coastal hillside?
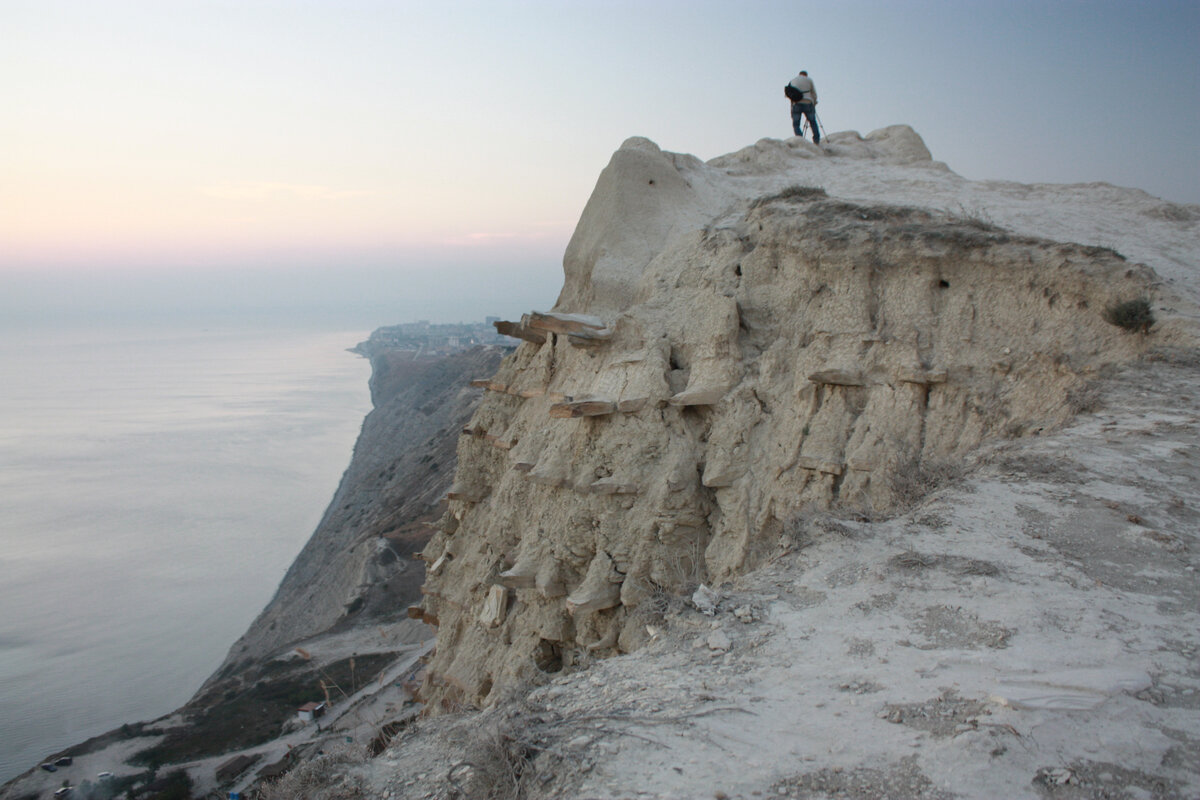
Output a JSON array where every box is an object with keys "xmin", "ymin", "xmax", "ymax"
[
  {"xmin": 5, "ymin": 128, "xmax": 1196, "ymax": 800},
  {"xmin": 213, "ymin": 344, "xmax": 506, "ymax": 678}
]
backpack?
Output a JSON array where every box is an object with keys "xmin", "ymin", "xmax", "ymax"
[{"xmin": 784, "ymin": 84, "xmax": 805, "ymax": 102}]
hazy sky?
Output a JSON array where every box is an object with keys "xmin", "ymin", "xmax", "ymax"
[{"xmin": 3, "ymin": 0, "xmax": 1198, "ymax": 324}]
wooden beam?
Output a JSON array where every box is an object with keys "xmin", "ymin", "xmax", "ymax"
[
  {"xmin": 523, "ymin": 310, "xmax": 608, "ymax": 337},
  {"xmin": 808, "ymin": 370, "xmax": 865, "ymax": 387},
  {"xmin": 494, "ymin": 320, "xmax": 546, "ymax": 344},
  {"xmin": 549, "ymin": 397, "xmax": 617, "ymax": 418}
]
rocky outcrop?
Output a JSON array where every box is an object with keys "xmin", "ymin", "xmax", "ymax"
[
  {"xmin": 211, "ymin": 346, "xmax": 505, "ymax": 680},
  {"xmin": 416, "ymin": 131, "xmax": 1161, "ymax": 708}
]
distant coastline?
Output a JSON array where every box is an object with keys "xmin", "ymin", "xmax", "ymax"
[
  {"xmin": 349, "ymin": 318, "xmax": 514, "ymax": 360},
  {"xmin": 0, "ymin": 318, "xmax": 510, "ymax": 794}
]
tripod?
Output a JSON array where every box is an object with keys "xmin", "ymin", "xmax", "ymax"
[{"xmin": 801, "ymin": 111, "xmax": 826, "ymax": 144}]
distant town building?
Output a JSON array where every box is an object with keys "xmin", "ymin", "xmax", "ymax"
[{"xmin": 351, "ymin": 318, "xmax": 519, "ymax": 359}]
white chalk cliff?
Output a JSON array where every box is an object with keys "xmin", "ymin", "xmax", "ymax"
[{"xmin": 415, "ymin": 127, "xmax": 1195, "ymax": 713}]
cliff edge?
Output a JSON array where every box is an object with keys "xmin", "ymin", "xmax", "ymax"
[{"xmin": 416, "ymin": 128, "xmax": 1193, "ymax": 710}]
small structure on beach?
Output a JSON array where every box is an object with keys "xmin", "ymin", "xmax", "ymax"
[{"xmin": 296, "ymin": 701, "xmax": 326, "ymax": 723}]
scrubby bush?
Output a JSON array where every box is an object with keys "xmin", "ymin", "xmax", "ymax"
[
  {"xmin": 750, "ymin": 184, "xmax": 827, "ymax": 208},
  {"xmin": 946, "ymin": 203, "xmax": 1004, "ymax": 232},
  {"xmin": 1103, "ymin": 297, "xmax": 1155, "ymax": 333}
]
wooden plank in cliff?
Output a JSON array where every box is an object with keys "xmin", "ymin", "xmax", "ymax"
[
  {"xmin": 549, "ymin": 396, "xmax": 618, "ymax": 418},
  {"xmin": 523, "ymin": 311, "xmax": 613, "ymax": 345},
  {"xmin": 493, "ymin": 319, "xmax": 546, "ymax": 344}
]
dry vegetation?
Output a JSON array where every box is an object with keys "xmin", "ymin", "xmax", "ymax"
[
  {"xmin": 888, "ymin": 458, "xmax": 965, "ymax": 511},
  {"xmin": 256, "ymin": 744, "xmax": 371, "ymax": 800},
  {"xmin": 749, "ymin": 184, "xmax": 828, "ymax": 209},
  {"xmin": 129, "ymin": 653, "xmax": 395, "ymax": 767},
  {"xmin": 1103, "ymin": 297, "xmax": 1156, "ymax": 333}
]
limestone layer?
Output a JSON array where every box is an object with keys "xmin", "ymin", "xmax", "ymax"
[{"xmin": 417, "ymin": 131, "xmax": 1159, "ymax": 708}]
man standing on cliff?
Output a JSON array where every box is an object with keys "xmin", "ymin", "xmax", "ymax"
[{"xmin": 786, "ymin": 70, "xmax": 820, "ymax": 144}]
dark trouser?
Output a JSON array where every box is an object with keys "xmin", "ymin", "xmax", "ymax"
[{"xmin": 791, "ymin": 102, "xmax": 819, "ymax": 143}]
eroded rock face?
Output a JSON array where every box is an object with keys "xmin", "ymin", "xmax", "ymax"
[{"xmin": 417, "ymin": 132, "xmax": 1158, "ymax": 708}]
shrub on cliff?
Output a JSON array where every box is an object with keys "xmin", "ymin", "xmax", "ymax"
[
  {"xmin": 749, "ymin": 184, "xmax": 827, "ymax": 208},
  {"xmin": 1103, "ymin": 297, "xmax": 1155, "ymax": 333}
]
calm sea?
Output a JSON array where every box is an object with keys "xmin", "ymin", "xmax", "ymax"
[{"xmin": 0, "ymin": 317, "xmax": 373, "ymax": 782}]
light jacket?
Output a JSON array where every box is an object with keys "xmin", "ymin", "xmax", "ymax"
[{"xmin": 789, "ymin": 74, "xmax": 817, "ymax": 105}]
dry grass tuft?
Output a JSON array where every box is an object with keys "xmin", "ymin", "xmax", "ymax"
[
  {"xmin": 1066, "ymin": 381, "xmax": 1104, "ymax": 414},
  {"xmin": 889, "ymin": 551, "xmax": 1001, "ymax": 577},
  {"xmin": 750, "ymin": 184, "xmax": 828, "ymax": 209},
  {"xmin": 889, "ymin": 459, "xmax": 964, "ymax": 510},
  {"xmin": 445, "ymin": 693, "xmax": 549, "ymax": 800},
  {"xmin": 945, "ymin": 203, "xmax": 1005, "ymax": 232},
  {"xmin": 257, "ymin": 743, "xmax": 370, "ymax": 800},
  {"xmin": 781, "ymin": 511, "xmax": 859, "ymax": 551}
]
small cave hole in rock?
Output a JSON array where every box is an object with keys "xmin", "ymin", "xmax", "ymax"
[
  {"xmin": 534, "ymin": 639, "xmax": 564, "ymax": 673},
  {"xmin": 735, "ymin": 263, "xmax": 743, "ymax": 276},
  {"xmin": 938, "ymin": 279, "xmax": 950, "ymax": 288},
  {"xmin": 345, "ymin": 596, "xmax": 365, "ymax": 615}
]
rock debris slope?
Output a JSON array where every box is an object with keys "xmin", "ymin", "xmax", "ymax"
[{"xmin": 416, "ymin": 128, "xmax": 1193, "ymax": 709}]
